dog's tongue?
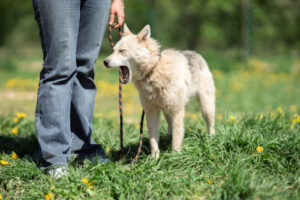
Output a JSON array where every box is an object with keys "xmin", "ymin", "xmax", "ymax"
[{"xmin": 120, "ymin": 66, "xmax": 129, "ymax": 83}]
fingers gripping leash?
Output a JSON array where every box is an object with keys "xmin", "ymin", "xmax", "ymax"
[{"xmin": 108, "ymin": 24, "xmax": 145, "ymax": 162}]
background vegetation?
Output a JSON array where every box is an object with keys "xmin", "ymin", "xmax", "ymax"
[{"xmin": 0, "ymin": 0, "xmax": 299, "ymax": 199}]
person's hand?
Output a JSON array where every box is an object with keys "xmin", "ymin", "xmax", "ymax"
[{"xmin": 109, "ymin": 0, "xmax": 125, "ymax": 28}]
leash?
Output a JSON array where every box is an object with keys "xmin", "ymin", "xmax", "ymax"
[{"xmin": 108, "ymin": 24, "xmax": 145, "ymax": 162}]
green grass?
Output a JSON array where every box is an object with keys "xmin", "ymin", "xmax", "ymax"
[
  {"xmin": 0, "ymin": 49, "xmax": 300, "ymax": 199},
  {"xmin": 0, "ymin": 114, "xmax": 300, "ymax": 199}
]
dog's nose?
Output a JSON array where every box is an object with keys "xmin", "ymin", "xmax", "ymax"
[{"xmin": 103, "ymin": 59, "xmax": 109, "ymax": 67}]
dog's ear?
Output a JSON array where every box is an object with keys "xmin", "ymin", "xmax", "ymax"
[
  {"xmin": 137, "ymin": 24, "xmax": 151, "ymax": 42},
  {"xmin": 123, "ymin": 23, "xmax": 132, "ymax": 36}
]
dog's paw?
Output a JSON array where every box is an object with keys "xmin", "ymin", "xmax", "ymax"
[{"xmin": 151, "ymin": 151, "xmax": 160, "ymax": 160}]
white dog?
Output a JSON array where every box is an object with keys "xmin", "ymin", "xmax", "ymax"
[{"xmin": 104, "ymin": 24, "xmax": 216, "ymax": 159}]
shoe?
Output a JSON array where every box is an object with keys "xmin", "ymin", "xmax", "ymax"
[{"xmin": 46, "ymin": 166, "xmax": 68, "ymax": 179}]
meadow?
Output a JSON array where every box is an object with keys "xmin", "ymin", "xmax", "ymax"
[{"xmin": 0, "ymin": 48, "xmax": 300, "ymax": 199}]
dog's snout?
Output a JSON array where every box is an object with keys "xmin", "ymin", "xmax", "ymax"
[{"xmin": 103, "ymin": 59, "xmax": 109, "ymax": 67}]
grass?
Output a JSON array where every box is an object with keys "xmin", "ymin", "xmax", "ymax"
[
  {"xmin": 0, "ymin": 114, "xmax": 300, "ymax": 199},
  {"xmin": 0, "ymin": 48, "xmax": 300, "ymax": 199}
]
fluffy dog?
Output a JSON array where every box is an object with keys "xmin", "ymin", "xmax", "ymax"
[{"xmin": 104, "ymin": 24, "xmax": 216, "ymax": 159}]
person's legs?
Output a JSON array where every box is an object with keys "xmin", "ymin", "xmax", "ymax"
[
  {"xmin": 69, "ymin": 0, "xmax": 111, "ymax": 162},
  {"xmin": 33, "ymin": 0, "xmax": 81, "ymax": 168}
]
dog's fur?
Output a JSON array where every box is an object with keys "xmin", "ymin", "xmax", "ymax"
[{"xmin": 104, "ymin": 24, "xmax": 216, "ymax": 159}]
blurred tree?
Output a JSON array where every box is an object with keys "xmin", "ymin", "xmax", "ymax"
[
  {"xmin": 0, "ymin": 0, "xmax": 33, "ymax": 45},
  {"xmin": 0, "ymin": 0, "xmax": 299, "ymax": 54}
]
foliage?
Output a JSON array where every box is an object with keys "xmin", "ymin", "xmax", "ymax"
[{"xmin": 0, "ymin": 0, "xmax": 299, "ymax": 54}]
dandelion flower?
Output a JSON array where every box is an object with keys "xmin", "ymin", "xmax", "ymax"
[
  {"xmin": 17, "ymin": 112, "xmax": 27, "ymax": 118},
  {"xmin": 82, "ymin": 178, "xmax": 94, "ymax": 188},
  {"xmin": 217, "ymin": 114, "xmax": 223, "ymax": 120},
  {"xmin": 191, "ymin": 114, "xmax": 197, "ymax": 119},
  {"xmin": 98, "ymin": 113, "xmax": 103, "ymax": 119},
  {"xmin": 207, "ymin": 179, "xmax": 213, "ymax": 184},
  {"xmin": 256, "ymin": 146, "xmax": 264, "ymax": 153},
  {"xmin": 11, "ymin": 128, "xmax": 18, "ymax": 135},
  {"xmin": 289, "ymin": 105, "xmax": 297, "ymax": 113},
  {"xmin": 0, "ymin": 194, "xmax": 3, "ymax": 199},
  {"xmin": 11, "ymin": 151, "xmax": 19, "ymax": 159},
  {"xmin": 44, "ymin": 192, "xmax": 54, "ymax": 200},
  {"xmin": 229, "ymin": 116, "xmax": 235, "ymax": 122},
  {"xmin": 259, "ymin": 114, "xmax": 263, "ymax": 120},
  {"xmin": 13, "ymin": 117, "xmax": 19, "ymax": 123},
  {"xmin": 82, "ymin": 178, "xmax": 89, "ymax": 185},
  {"xmin": 277, "ymin": 106, "xmax": 284, "ymax": 115},
  {"xmin": 0, "ymin": 160, "xmax": 9, "ymax": 165}
]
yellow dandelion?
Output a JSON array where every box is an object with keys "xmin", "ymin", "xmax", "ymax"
[
  {"xmin": 88, "ymin": 185, "xmax": 94, "ymax": 189},
  {"xmin": 217, "ymin": 114, "xmax": 223, "ymax": 120},
  {"xmin": 207, "ymin": 179, "xmax": 213, "ymax": 184},
  {"xmin": 190, "ymin": 114, "xmax": 197, "ymax": 119},
  {"xmin": 82, "ymin": 178, "xmax": 89, "ymax": 185},
  {"xmin": 289, "ymin": 105, "xmax": 297, "ymax": 113},
  {"xmin": 256, "ymin": 146, "xmax": 264, "ymax": 153},
  {"xmin": 16, "ymin": 112, "xmax": 27, "ymax": 118},
  {"xmin": 82, "ymin": 177, "xmax": 94, "ymax": 188},
  {"xmin": 98, "ymin": 113, "xmax": 104, "ymax": 119},
  {"xmin": 292, "ymin": 119, "xmax": 297, "ymax": 125},
  {"xmin": 11, "ymin": 151, "xmax": 19, "ymax": 159},
  {"xmin": 229, "ymin": 116, "xmax": 235, "ymax": 122},
  {"xmin": 259, "ymin": 114, "xmax": 264, "ymax": 120},
  {"xmin": 13, "ymin": 117, "xmax": 19, "ymax": 123},
  {"xmin": 211, "ymin": 154, "xmax": 216, "ymax": 160},
  {"xmin": 11, "ymin": 127, "xmax": 18, "ymax": 135},
  {"xmin": 277, "ymin": 106, "xmax": 283, "ymax": 114},
  {"xmin": 44, "ymin": 192, "xmax": 54, "ymax": 200},
  {"xmin": 0, "ymin": 160, "xmax": 9, "ymax": 165},
  {"xmin": 0, "ymin": 195, "xmax": 3, "ymax": 199}
]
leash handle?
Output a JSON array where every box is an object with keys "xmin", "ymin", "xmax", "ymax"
[{"xmin": 108, "ymin": 24, "xmax": 122, "ymax": 48}]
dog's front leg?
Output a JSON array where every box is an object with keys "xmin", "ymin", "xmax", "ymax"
[
  {"xmin": 171, "ymin": 108, "xmax": 185, "ymax": 152},
  {"xmin": 146, "ymin": 109, "xmax": 160, "ymax": 159}
]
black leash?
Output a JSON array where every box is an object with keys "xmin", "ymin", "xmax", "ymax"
[{"xmin": 108, "ymin": 24, "xmax": 145, "ymax": 162}]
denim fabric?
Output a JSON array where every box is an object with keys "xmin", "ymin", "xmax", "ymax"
[{"xmin": 32, "ymin": 0, "xmax": 111, "ymax": 168}]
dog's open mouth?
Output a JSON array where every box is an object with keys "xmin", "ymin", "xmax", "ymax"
[{"xmin": 120, "ymin": 66, "xmax": 130, "ymax": 84}]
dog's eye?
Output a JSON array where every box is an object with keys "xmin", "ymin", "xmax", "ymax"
[{"xmin": 119, "ymin": 49, "xmax": 126, "ymax": 53}]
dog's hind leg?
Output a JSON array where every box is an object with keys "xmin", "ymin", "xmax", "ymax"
[
  {"xmin": 196, "ymin": 85, "xmax": 216, "ymax": 135},
  {"xmin": 145, "ymin": 109, "xmax": 160, "ymax": 159},
  {"xmin": 171, "ymin": 108, "xmax": 185, "ymax": 152},
  {"xmin": 163, "ymin": 112, "xmax": 172, "ymax": 137}
]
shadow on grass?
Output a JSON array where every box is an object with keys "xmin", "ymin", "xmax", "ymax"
[
  {"xmin": 0, "ymin": 133, "xmax": 39, "ymax": 157},
  {"xmin": 110, "ymin": 133, "xmax": 172, "ymax": 163}
]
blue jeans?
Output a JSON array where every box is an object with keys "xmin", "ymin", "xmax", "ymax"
[{"xmin": 32, "ymin": 0, "xmax": 111, "ymax": 168}]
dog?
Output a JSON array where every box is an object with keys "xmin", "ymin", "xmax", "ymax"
[{"xmin": 104, "ymin": 24, "xmax": 216, "ymax": 159}]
